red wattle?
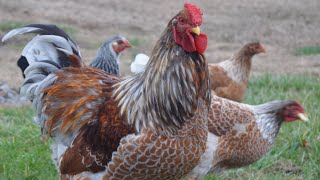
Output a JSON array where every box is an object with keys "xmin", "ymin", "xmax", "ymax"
[
  {"xmin": 182, "ymin": 30, "xmax": 196, "ymax": 53},
  {"xmin": 195, "ymin": 33, "xmax": 208, "ymax": 54},
  {"xmin": 173, "ymin": 28, "xmax": 207, "ymax": 54},
  {"xmin": 174, "ymin": 28, "xmax": 196, "ymax": 53}
]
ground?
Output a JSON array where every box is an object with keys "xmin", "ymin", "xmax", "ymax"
[{"xmin": 0, "ymin": 0, "xmax": 319, "ymax": 89}]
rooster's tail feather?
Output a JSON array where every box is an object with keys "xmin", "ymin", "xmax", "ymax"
[{"xmin": 2, "ymin": 24, "xmax": 83, "ymax": 101}]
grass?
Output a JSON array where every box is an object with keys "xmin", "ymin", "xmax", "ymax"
[
  {"xmin": 0, "ymin": 74, "xmax": 319, "ymax": 179},
  {"xmin": 294, "ymin": 46, "xmax": 320, "ymax": 56},
  {"xmin": 128, "ymin": 37, "xmax": 148, "ymax": 57},
  {"xmin": 59, "ymin": 24, "xmax": 78, "ymax": 36},
  {"xmin": 0, "ymin": 107, "xmax": 57, "ymax": 179}
]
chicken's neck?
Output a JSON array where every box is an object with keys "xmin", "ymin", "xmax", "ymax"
[
  {"xmin": 114, "ymin": 27, "xmax": 211, "ymax": 134},
  {"xmin": 250, "ymin": 101, "xmax": 291, "ymax": 144},
  {"xmin": 220, "ymin": 50, "xmax": 252, "ymax": 84},
  {"xmin": 90, "ymin": 44, "xmax": 120, "ymax": 75}
]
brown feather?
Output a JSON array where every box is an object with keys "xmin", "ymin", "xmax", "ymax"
[{"xmin": 42, "ymin": 67, "xmax": 135, "ymax": 175}]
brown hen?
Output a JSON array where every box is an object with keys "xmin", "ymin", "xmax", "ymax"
[
  {"xmin": 188, "ymin": 95, "xmax": 308, "ymax": 179},
  {"xmin": 208, "ymin": 42, "xmax": 265, "ymax": 102}
]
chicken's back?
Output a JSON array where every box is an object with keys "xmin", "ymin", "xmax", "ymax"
[
  {"xmin": 188, "ymin": 96, "xmax": 272, "ymax": 178},
  {"xmin": 207, "ymin": 96, "xmax": 270, "ymax": 170},
  {"xmin": 208, "ymin": 64, "xmax": 247, "ymax": 102}
]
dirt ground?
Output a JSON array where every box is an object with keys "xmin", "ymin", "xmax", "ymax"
[{"xmin": 0, "ymin": 0, "xmax": 319, "ymax": 89}]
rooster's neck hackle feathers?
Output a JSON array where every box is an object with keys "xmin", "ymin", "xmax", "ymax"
[{"xmin": 115, "ymin": 25, "xmax": 211, "ymax": 134}]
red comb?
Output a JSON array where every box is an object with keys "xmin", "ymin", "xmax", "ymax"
[{"xmin": 184, "ymin": 3, "xmax": 203, "ymax": 25}]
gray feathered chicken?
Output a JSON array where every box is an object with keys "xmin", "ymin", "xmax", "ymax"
[
  {"xmin": 8, "ymin": 24, "xmax": 131, "ymax": 78},
  {"xmin": 90, "ymin": 36, "xmax": 131, "ymax": 75}
]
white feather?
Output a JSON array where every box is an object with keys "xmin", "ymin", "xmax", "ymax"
[
  {"xmin": 188, "ymin": 132, "xmax": 219, "ymax": 179},
  {"xmin": 130, "ymin": 53, "xmax": 149, "ymax": 74}
]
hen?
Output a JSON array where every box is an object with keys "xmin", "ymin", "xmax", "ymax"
[
  {"xmin": 188, "ymin": 95, "xmax": 308, "ymax": 179},
  {"xmin": 208, "ymin": 42, "xmax": 265, "ymax": 102},
  {"xmin": 90, "ymin": 36, "xmax": 131, "ymax": 75},
  {"xmin": 2, "ymin": 3, "xmax": 210, "ymax": 179}
]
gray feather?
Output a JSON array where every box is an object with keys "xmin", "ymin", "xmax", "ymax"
[
  {"xmin": 90, "ymin": 36, "xmax": 126, "ymax": 75},
  {"xmin": 1, "ymin": 27, "xmax": 41, "ymax": 42}
]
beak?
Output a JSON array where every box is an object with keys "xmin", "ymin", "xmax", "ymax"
[
  {"xmin": 190, "ymin": 26, "xmax": 201, "ymax": 35},
  {"xmin": 298, "ymin": 113, "xmax": 309, "ymax": 122},
  {"xmin": 124, "ymin": 40, "xmax": 132, "ymax": 48},
  {"xmin": 260, "ymin": 46, "xmax": 266, "ymax": 53}
]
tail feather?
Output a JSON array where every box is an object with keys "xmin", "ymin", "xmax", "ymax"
[
  {"xmin": 20, "ymin": 62, "xmax": 60, "ymax": 101},
  {"xmin": 2, "ymin": 24, "xmax": 83, "ymax": 102},
  {"xmin": 2, "ymin": 24, "xmax": 82, "ymax": 66},
  {"xmin": 21, "ymin": 35, "xmax": 82, "ymax": 67},
  {"xmin": 2, "ymin": 26, "xmax": 42, "ymax": 42},
  {"xmin": 17, "ymin": 56, "xmax": 29, "ymax": 78},
  {"xmin": 2, "ymin": 24, "xmax": 80, "ymax": 57}
]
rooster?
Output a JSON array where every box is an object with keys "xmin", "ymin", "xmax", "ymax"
[
  {"xmin": 2, "ymin": 3, "xmax": 210, "ymax": 179},
  {"xmin": 208, "ymin": 42, "xmax": 265, "ymax": 102},
  {"xmin": 187, "ymin": 95, "xmax": 308, "ymax": 179},
  {"xmin": 90, "ymin": 36, "xmax": 131, "ymax": 75}
]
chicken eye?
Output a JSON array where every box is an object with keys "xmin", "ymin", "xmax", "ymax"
[{"xmin": 178, "ymin": 17, "xmax": 186, "ymax": 24}]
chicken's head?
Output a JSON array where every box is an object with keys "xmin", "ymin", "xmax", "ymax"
[
  {"xmin": 111, "ymin": 36, "xmax": 132, "ymax": 54},
  {"xmin": 172, "ymin": 3, "xmax": 208, "ymax": 54},
  {"xmin": 245, "ymin": 42, "xmax": 266, "ymax": 56},
  {"xmin": 282, "ymin": 100, "xmax": 308, "ymax": 123}
]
